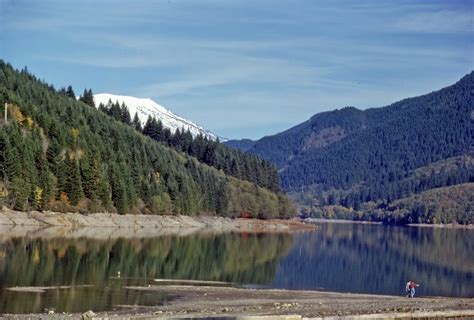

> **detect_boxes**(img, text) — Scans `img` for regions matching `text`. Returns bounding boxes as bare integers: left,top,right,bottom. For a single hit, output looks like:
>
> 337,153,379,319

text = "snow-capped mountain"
94,93,219,141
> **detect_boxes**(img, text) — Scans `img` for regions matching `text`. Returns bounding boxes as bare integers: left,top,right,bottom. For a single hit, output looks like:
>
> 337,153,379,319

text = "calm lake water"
0,223,472,313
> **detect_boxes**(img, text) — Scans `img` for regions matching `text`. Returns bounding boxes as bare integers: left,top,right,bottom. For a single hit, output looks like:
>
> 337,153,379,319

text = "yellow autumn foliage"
12,106,25,123
34,186,43,207
0,184,8,198
26,116,34,128
71,128,80,140
32,245,40,265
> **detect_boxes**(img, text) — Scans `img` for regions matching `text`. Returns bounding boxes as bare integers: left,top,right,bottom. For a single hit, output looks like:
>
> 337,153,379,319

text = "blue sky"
1,0,472,139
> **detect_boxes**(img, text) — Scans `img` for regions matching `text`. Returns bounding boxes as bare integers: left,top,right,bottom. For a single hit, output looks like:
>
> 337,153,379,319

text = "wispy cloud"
132,54,325,97
395,10,473,33
2,0,472,139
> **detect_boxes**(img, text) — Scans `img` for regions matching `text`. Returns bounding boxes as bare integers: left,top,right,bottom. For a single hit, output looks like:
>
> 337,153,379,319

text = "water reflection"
0,224,473,313
273,223,474,297
1,280,167,314
0,232,293,313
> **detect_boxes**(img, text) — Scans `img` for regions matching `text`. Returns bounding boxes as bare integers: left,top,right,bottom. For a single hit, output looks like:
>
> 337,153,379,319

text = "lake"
0,223,472,313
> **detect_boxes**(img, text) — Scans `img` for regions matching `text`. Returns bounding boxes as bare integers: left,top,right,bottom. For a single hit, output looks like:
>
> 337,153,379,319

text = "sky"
0,0,473,139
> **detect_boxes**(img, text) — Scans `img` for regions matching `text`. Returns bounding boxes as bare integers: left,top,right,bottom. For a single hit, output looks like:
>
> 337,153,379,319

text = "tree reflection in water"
273,223,474,297
0,232,293,313
0,224,472,313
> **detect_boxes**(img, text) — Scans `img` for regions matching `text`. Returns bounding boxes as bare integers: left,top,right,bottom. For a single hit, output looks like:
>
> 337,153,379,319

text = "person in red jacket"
406,280,420,298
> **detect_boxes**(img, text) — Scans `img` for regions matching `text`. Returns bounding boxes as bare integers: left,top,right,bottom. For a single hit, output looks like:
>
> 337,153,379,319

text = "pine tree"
109,163,128,214
98,102,107,114
65,156,83,206
120,103,131,125
37,166,56,210
66,85,76,99
8,176,29,210
79,88,95,108
132,112,142,132
109,101,122,121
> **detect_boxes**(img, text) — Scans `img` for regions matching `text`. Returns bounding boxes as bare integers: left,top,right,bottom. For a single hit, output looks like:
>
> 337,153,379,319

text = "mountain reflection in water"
0,223,472,314
274,223,474,297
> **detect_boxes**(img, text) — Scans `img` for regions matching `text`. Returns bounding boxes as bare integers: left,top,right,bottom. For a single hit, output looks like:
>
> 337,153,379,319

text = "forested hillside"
227,72,474,224
224,139,256,152
0,61,294,218
97,100,280,193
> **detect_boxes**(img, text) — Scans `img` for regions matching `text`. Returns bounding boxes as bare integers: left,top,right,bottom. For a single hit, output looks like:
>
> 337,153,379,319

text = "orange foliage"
12,105,25,124
60,192,70,205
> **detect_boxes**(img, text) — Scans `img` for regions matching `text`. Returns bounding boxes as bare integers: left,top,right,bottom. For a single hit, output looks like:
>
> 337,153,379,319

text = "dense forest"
227,72,474,224
97,99,280,193
0,61,294,218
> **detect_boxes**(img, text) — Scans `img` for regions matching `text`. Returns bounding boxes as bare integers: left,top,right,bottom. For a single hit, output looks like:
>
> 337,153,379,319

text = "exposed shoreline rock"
0,208,314,239
3,285,473,319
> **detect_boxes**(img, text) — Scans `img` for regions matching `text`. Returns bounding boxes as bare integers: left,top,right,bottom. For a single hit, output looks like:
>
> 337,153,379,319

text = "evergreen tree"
120,102,131,125
109,101,122,121
132,112,142,132
65,156,83,206
79,88,95,108
66,85,75,99
109,163,128,214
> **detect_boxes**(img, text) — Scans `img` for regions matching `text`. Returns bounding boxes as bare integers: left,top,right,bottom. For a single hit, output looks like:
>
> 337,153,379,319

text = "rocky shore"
0,209,314,239
2,285,473,319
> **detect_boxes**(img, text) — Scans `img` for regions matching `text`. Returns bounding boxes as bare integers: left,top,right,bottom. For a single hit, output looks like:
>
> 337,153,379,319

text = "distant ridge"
226,71,474,224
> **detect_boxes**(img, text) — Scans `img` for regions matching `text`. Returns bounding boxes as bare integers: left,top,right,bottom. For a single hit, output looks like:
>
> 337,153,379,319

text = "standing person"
406,280,420,298
405,280,411,297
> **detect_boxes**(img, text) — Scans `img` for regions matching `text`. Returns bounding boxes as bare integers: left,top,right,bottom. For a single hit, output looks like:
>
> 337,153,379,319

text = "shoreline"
303,218,382,225
3,285,473,319
406,222,474,229
304,217,474,229
1,209,471,233
0,209,315,238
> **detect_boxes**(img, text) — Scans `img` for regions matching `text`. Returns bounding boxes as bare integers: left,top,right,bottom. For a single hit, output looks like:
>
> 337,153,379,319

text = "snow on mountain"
94,93,219,141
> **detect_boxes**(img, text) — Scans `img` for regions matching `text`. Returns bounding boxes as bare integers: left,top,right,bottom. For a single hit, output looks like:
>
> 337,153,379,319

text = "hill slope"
0,61,294,218
227,72,474,224
225,139,256,152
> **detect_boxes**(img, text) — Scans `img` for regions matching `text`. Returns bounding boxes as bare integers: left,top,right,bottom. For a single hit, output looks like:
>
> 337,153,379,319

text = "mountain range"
94,93,219,141
1,58,471,224
227,72,473,224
